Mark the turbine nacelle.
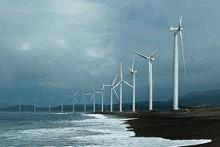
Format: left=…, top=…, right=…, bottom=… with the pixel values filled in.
left=171, top=15, right=183, bottom=32
left=178, top=27, right=183, bottom=31
left=129, top=58, right=137, bottom=74
left=132, top=71, right=137, bottom=74
left=150, top=57, right=155, bottom=61
left=129, top=69, right=137, bottom=74
left=102, top=84, right=105, bottom=90
left=170, top=26, right=178, bottom=32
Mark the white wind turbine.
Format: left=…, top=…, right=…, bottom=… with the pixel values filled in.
left=33, top=97, right=38, bottom=113
left=102, top=73, right=119, bottom=112
left=86, top=87, right=102, bottom=113
left=129, top=48, right=159, bottom=111
left=170, top=15, right=186, bottom=110
left=81, top=94, right=87, bottom=112
left=69, top=90, right=78, bottom=112
left=100, top=85, right=104, bottom=112
left=19, top=97, right=25, bottom=112
left=48, top=96, right=55, bottom=113
left=61, top=96, right=68, bottom=113
left=129, top=58, right=137, bottom=112
left=113, top=63, right=133, bottom=112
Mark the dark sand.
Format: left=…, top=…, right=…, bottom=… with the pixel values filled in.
left=102, top=107, right=220, bottom=147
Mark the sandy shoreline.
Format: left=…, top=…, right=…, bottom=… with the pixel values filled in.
left=100, top=107, right=220, bottom=147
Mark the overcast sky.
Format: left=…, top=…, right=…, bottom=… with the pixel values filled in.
left=1, top=0, right=220, bottom=106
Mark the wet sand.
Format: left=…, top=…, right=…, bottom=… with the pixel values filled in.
left=102, top=107, right=220, bottom=147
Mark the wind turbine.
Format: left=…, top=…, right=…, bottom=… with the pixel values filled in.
left=33, top=97, right=38, bottom=113
left=48, top=96, right=55, bottom=113
left=129, top=58, right=137, bottom=112
left=129, top=48, right=159, bottom=111
left=86, top=87, right=102, bottom=113
left=113, top=63, right=133, bottom=112
left=81, top=95, right=87, bottom=112
left=68, top=90, right=78, bottom=112
left=101, top=85, right=104, bottom=112
left=61, top=96, right=68, bottom=113
left=19, top=97, right=25, bottom=112
left=102, top=74, right=119, bottom=112
left=170, top=15, right=186, bottom=110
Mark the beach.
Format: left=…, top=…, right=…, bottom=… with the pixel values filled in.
left=102, top=107, right=220, bottom=147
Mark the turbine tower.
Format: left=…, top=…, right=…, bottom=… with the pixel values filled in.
left=101, top=85, right=104, bottom=112
left=48, top=96, right=55, bottom=113
left=33, top=97, right=38, bottom=113
left=129, top=48, right=159, bottom=111
left=81, top=95, right=87, bottom=112
left=69, top=90, right=78, bottom=112
left=61, top=96, right=68, bottom=113
left=170, top=15, right=186, bottom=110
left=19, top=97, right=25, bottom=112
left=129, top=58, right=137, bottom=112
left=113, top=63, right=132, bottom=112
left=102, top=74, right=119, bottom=112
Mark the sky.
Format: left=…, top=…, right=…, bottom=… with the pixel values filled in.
left=1, top=0, right=220, bottom=106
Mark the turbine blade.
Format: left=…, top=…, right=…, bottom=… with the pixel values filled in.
left=150, top=48, right=160, bottom=58
left=85, top=93, right=93, bottom=95
left=179, top=14, right=182, bottom=28
left=123, top=80, right=133, bottom=88
left=112, top=73, right=118, bottom=85
left=132, top=57, right=135, bottom=70
left=74, top=97, right=78, bottom=103
left=81, top=96, right=85, bottom=102
left=129, top=49, right=150, bottom=60
left=129, top=67, right=132, bottom=72
left=112, top=80, right=121, bottom=90
left=73, top=90, right=78, bottom=96
left=89, top=94, right=94, bottom=102
left=179, top=31, right=186, bottom=74
left=120, top=62, right=123, bottom=79
left=92, top=86, right=95, bottom=92
left=103, top=84, right=112, bottom=87
left=113, top=89, right=119, bottom=99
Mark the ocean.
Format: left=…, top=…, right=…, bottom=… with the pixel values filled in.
left=0, top=112, right=211, bottom=147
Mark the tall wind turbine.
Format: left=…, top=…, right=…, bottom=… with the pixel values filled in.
left=69, top=90, right=78, bottom=112
left=86, top=87, right=102, bottom=113
left=129, top=58, right=137, bottom=112
left=129, top=48, right=159, bottom=111
left=19, top=97, right=25, bottom=112
left=102, top=74, right=119, bottom=112
left=113, top=63, right=133, bottom=112
left=101, top=85, right=104, bottom=112
left=48, top=96, right=55, bottom=113
left=170, top=15, right=186, bottom=110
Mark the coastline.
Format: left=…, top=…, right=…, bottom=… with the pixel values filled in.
left=101, top=107, right=220, bottom=147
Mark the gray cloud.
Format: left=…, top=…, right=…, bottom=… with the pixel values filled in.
left=1, top=0, right=220, bottom=106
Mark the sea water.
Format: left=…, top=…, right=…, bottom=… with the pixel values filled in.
left=0, top=112, right=211, bottom=147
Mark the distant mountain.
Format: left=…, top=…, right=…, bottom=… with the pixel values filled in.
left=1, top=89, right=220, bottom=112
left=0, top=103, right=13, bottom=109
left=176, top=89, right=220, bottom=106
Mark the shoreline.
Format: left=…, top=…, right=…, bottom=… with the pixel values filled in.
left=100, top=107, right=220, bottom=147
